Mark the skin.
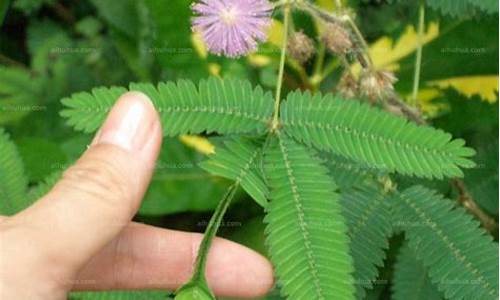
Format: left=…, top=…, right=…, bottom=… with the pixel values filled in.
left=0, top=92, right=274, bottom=300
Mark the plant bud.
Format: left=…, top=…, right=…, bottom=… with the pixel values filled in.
left=175, top=286, right=214, bottom=300
left=322, top=22, right=353, bottom=55
left=359, top=70, right=397, bottom=102
left=337, top=73, right=358, bottom=99
left=287, top=31, right=316, bottom=64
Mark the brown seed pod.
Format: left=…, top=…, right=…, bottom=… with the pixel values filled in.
left=359, top=70, right=397, bottom=102
left=287, top=31, right=316, bottom=64
left=321, top=22, right=353, bottom=55
left=337, top=73, right=358, bottom=99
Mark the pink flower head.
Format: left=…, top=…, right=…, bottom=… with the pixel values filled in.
left=192, top=0, right=273, bottom=58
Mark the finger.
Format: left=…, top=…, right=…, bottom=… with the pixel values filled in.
left=4, top=92, right=162, bottom=282
left=74, top=223, right=274, bottom=298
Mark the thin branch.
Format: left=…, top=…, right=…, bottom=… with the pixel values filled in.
left=411, top=0, right=425, bottom=106
left=0, top=53, right=30, bottom=71
left=271, top=4, right=291, bottom=131
left=452, top=179, right=498, bottom=236
left=385, top=93, right=425, bottom=125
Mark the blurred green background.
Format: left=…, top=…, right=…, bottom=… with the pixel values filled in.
left=0, top=0, right=498, bottom=299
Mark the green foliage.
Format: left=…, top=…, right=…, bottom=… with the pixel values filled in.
left=61, top=78, right=274, bottom=136
left=392, top=243, right=442, bottom=300
left=139, top=138, right=229, bottom=215
left=390, top=0, right=498, bottom=17
left=0, top=128, right=28, bottom=215
left=27, top=171, right=61, bottom=202
left=0, top=0, right=9, bottom=25
left=281, top=91, right=476, bottom=179
left=341, top=182, right=392, bottom=299
left=142, top=0, right=207, bottom=79
left=200, top=137, right=268, bottom=207
left=1, top=1, right=498, bottom=299
left=16, top=137, right=67, bottom=182
left=427, top=0, right=499, bottom=17
left=0, top=67, right=43, bottom=124
left=263, top=135, right=355, bottom=300
left=323, top=154, right=375, bottom=190
left=12, top=0, right=53, bottom=15
left=393, top=186, right=499, bottom=300
left=89, top=0, right=139, bottom=38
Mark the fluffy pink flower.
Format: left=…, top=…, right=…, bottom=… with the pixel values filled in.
left=191, top=0, right=273, bottom=58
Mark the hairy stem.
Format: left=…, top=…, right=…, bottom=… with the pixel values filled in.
left=190, top=183, right=239, bottom=283
left=344, top=17, right=373, bottom=68
left=411, top=0, right=425, bottom=106
left=271, top=4, right=291, bottom=131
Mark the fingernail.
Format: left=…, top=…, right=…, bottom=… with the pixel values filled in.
left=96, top=92, right=156, bottom=152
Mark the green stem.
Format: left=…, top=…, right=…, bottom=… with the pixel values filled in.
left=411, top=0, right=425, bottom=107
left=320, top=58, right=340, bottom=80
left=190, top=183, right=239, bottom=283
left=271, top=4, right=291, bottom=131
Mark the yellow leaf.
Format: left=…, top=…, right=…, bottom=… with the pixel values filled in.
left=406, top=88, right=445, bottom=116
left=179, top=135, right=215, bottom=155
left=428, top=76, right=499, bottom=103
left=316, top=0, right=335, bottom=12
left=208, top=63, right=221, bottom=77
left=267, top=20, right=284, bottom=48
left=316, top=0, right=346, bottom=11
left=191, top=32, right=207, bottom=59
left=247, top=54, right=272, bottom=67
left=352, top=22, right=439, bottom=75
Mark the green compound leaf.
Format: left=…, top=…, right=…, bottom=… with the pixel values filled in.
left=392, top=243, right=442, bottom=300
left=0, top=66, right=44, bottom=125
left=390, top=0, right=498, bottom=16
left=323, top=154, right=375, bottom=191
left=61, top=86, right=127, bottom=133
left=199, top=137, right=268, bottom=207
left=280, top=91, right=476, bottom=179
left=61, top=77, right=273, bottom=136
left=341, top=182, right=392, bottom=299
left=0, top=128, right=29, bottom=215
left=263, top=134, right=355, bottom=300
left=393, top=186, right=499, bottom=300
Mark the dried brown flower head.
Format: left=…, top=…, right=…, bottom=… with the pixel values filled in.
left=359, top=70, right=397, bottom=102
left=337, top=73, right=358, bottom=99
left=287, top=31, right=316, bottom=64
left=322, top=22, right=353, bottom=55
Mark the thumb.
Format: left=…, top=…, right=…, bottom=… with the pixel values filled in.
left=6, top=92, right=162, bottom=285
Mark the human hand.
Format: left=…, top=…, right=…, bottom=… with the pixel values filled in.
left=0, top=92, right=274, bottom=300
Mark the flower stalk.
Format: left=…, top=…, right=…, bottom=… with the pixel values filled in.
left=411, top=0, right=426, bottom=107
left=271, top=4, right=291, bottom=131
